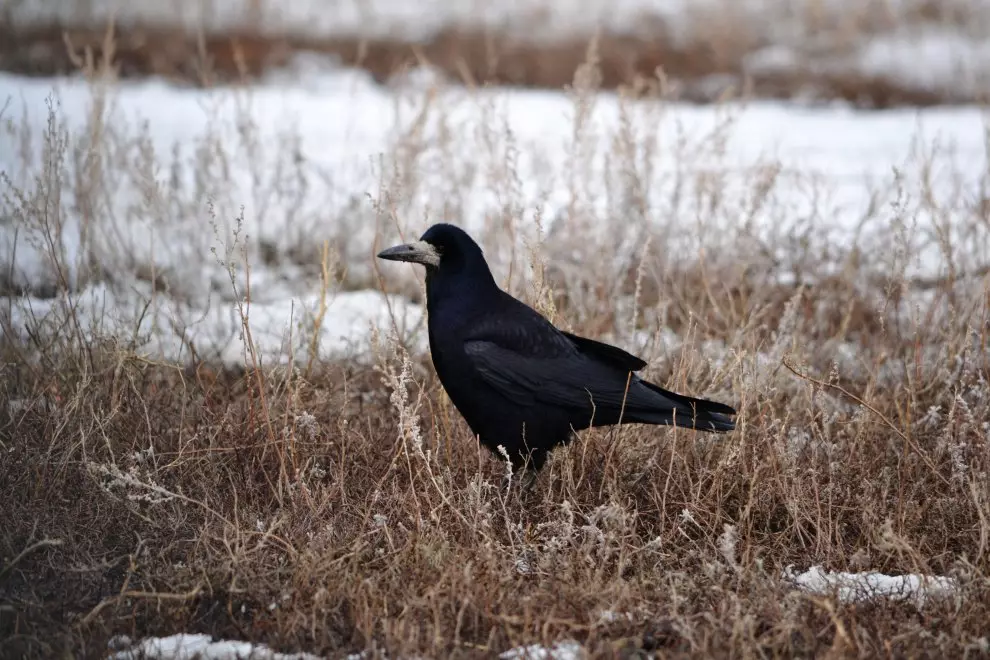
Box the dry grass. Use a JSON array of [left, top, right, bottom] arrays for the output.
[[3, 257, 990, 659], [2, 25, 990, 660]]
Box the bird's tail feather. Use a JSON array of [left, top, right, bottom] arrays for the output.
[[634, 381, 737, 433]]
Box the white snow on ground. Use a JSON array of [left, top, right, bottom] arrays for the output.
[[108, 633, 323, 660], [745, 26, 990, 102], [500, 639, 584, 660], [4, 281, 424, 368], [108, 635, 587, 660], [784, 565, 958, 608], [0, 63, 986, 366], [853, 29, 990, 99]]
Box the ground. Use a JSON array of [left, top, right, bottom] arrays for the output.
[[1, 1, 989, 659]]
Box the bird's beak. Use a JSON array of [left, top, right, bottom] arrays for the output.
[[376, 240, 440, 268]]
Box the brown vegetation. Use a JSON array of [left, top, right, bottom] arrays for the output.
[[0, 10, 982, 109], [3, 244, 989, 659]]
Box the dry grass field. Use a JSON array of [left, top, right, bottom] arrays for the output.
[[2, 2, 990, 659]]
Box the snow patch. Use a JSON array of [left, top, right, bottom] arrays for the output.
[[745, 27, 990, 101], [596, 609, 634, 624], [784, 565, 958, 607], [856, 30, 990, 98], [500, 639, 584, 660], [108, 633, 323, 660], [2, 284, 425, 367]]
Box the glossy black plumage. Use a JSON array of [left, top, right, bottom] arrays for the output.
[[377, 223, 737, 472]]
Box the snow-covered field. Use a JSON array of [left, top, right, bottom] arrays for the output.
[[1, 59, 986, 367]]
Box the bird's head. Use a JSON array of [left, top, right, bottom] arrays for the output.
[[377, 223, 498, 306], [376, 223, 490, 276]]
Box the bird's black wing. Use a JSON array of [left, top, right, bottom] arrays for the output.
[[559, 330, 648, 371], [463, 324, 647, 412], [465, 337, 736, 430], [461, 303, 735, 430]]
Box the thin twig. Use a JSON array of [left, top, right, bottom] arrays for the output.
[[0, 537, 63, 583], [781, 357, 950, 487], [79, 584, 204, 627]]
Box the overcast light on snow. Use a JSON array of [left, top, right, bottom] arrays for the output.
[[499, 640, 584, 660], [108, 633, 323, 660], [784, 566, 958, 608], [0, 60, 986, 366], [108, 635, 585, 660]]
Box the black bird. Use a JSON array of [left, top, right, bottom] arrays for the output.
[[377, 223, 736, 473]]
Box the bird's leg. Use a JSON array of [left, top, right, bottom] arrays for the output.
[[518, 468, 538, 492], [500, 465, 538, 493]]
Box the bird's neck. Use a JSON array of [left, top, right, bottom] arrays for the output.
[[425, 265, 500, 323]]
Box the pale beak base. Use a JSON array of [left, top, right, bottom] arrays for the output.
[[376, 240, 441, 267]]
